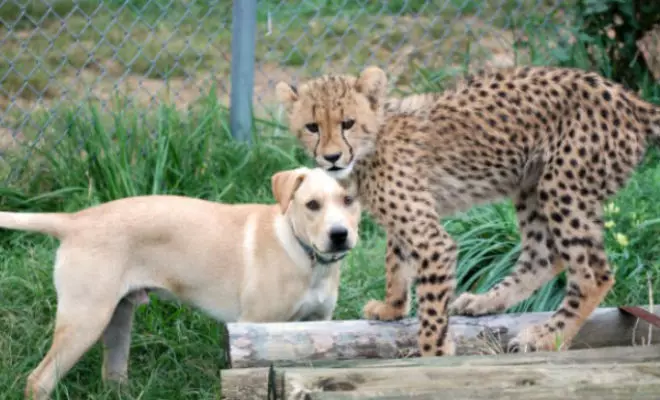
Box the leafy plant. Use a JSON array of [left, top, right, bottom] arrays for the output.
[[576, 0, 660, 87]]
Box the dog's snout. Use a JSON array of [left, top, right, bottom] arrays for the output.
[[328, 226, 348, 247], [323, 152, 342, 163]]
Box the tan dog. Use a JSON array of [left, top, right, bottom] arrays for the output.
[[1, 167, 360, 399]]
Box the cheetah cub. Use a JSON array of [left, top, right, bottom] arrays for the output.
[[276, 66, 660, 357]]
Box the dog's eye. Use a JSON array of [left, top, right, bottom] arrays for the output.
[[305, 123, 319, 133], [343, 195, 354, 206], [341, 119, 355, 130], [305, 199, 321, 211]]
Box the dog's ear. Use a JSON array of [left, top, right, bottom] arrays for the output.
[[271, 168, 307, 213]]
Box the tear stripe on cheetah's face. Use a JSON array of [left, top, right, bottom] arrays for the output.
[[276, 65, 660, 358], [275, 67, 388, 177]]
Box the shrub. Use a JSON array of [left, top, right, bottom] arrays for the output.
[[575, 0, 660, 88]]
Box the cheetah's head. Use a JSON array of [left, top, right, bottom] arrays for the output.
[[276, 66, 388, 179]]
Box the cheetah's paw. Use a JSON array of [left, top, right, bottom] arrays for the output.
[[449, 292, 505, 316], [363, 299, 406, 321], [507, 324, 568, 353]]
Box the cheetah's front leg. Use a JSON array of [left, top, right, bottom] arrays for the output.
[[410, 218, 458, 357], [363, 237, 414, 321], [364, 199, 458, 357]]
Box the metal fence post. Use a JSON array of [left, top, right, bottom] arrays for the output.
[[230, 0, 257, 143]]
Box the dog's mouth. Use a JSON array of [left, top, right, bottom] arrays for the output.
[[313, 245, 351, 263], [315, 244, 350, 256], [326, 248, 350, 257]]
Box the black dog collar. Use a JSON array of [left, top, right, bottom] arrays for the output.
[[294, 234, 347, 266]]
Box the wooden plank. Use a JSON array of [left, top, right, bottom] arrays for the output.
[[221, 344, 660, 399], [279, 362, 660, 399], [308, 382, 660, 400], [226, 306, 660, 368]]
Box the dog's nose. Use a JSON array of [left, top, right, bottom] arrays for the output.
[[323, 152, 342, 163], [328, 226, 349, 248]]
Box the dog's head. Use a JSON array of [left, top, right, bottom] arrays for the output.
[[271, 167, 361, 260]]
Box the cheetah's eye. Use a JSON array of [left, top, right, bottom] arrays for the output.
[[305, 199, 321, 211], [341, 119, 355, 130], [305, 123, 319, 134]]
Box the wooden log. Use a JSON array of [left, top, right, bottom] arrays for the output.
[[226, 306, 660, 368], [221, 345, 660, 400]]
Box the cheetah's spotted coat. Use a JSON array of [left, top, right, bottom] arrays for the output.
[[276, 66, 660, 356]]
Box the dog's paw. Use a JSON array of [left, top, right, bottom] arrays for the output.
[[103, 372, 128, 385], [363, 299, 406, 321], [449, 292, 504, 316], [507, 324, 566, 354]]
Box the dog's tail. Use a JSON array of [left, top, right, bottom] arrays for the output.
[[0, 212, 70, 238]]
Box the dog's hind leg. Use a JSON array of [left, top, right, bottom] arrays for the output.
[[102, 296, 137, 386], [25, 255, 121, 399], [25, 299, 117, 399]]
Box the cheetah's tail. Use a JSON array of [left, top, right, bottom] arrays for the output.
[[633, 97, 660, 146], [648, 107, 660, 146]]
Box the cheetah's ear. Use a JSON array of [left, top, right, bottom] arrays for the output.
[[271, 168, 308, 213], [355, 66, 388, 110], [276, 81, 299, 110]]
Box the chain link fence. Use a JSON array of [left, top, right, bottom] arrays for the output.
[[0, 0, 572, 182]]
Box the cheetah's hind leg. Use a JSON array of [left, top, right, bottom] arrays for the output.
[[450, 188, 566, 317], [507, 184, 615, 352]]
